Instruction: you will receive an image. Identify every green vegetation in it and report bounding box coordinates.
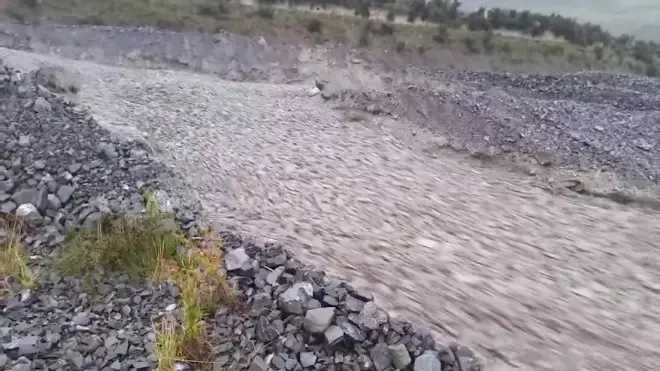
[0,215,38,295]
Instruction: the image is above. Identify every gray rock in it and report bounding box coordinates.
[67,350,85,368]
[345,295,364,312]
[0,179,14,193]
[47,194,62,209]
[98,143,119,160]
[248,356,268,371]
[225,248,250,271]
[73,312,91,326]
[1,201,17,214]
[389,344,412,369]
[357,302,388,330]
[370,342,393,371]
[12,363,31,371]
[279,281,313,314]
[33,160,46,170]
[56,185,75,204]
[455,346,481,371]
[300,352,317,367]
[413,352,441,371]
[15,203,39,219]
[266,266,285,285]
[33,97,52,112]
[303,307,335,333]
[340,321,366,342]
[324,325,344,345]
[12,188,48,211]
[256,316,279,342]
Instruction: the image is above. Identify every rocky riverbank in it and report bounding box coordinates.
[0,63,481,370]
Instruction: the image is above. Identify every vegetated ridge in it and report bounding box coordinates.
[3,0,660,76]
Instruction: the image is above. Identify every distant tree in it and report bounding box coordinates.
[482,29,495,53]
[407,0,429,22]
[433,24,449,43]
[486,7,507,29]
[466,7,490,31]
[633,40,654,64]
[427,0,449,23]
[594,45,604,60]
[463,36,480,53]
[354,0,370,19]
[448,0,461,19]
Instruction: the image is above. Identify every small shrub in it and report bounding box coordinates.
[433,24,449,44]
[358,21,371,47]
[395,41,406,53]
[20,0,39,9]
[354,1,370,19]
[196,1,229,18]
[386,10,396,22]
[358,32,370,47]
[567,51,580,63]
[0,216,37,294]
[306,18,322,33]
[542,43,565,57]
[406,13,415,23]
[417,45,427,55]
[482,30,494,53]
[499,42,512,55]
[379,22,395,35]
[255,6,274,19]
[594,45,604,60]
[463,36,480,54]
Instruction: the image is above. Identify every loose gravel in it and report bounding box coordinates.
[1,24,660,371]
[0,63,480,371]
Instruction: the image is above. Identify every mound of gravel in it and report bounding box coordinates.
[327,70,660,184]
[0,64,481,370]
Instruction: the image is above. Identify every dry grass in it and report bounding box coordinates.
[0,214,38,295]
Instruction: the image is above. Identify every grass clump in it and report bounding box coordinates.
[0,215,38,295]
[55,191,185,287]
[154,316,181,371]
[55,190,239,371]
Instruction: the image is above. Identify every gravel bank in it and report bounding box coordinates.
[328,69,660,186]
[0,64,481,370]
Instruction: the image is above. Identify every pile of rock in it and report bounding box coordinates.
[0,64,483,370]
[212,240,481,371]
